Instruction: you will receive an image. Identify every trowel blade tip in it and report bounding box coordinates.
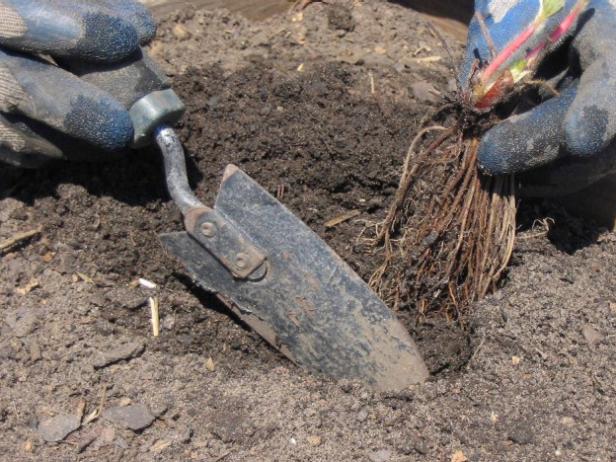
[222,164,241,182]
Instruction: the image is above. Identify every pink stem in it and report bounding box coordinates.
[481,23,537,83]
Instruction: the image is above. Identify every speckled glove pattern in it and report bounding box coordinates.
[0,0,156,168]
[462,0,616,196]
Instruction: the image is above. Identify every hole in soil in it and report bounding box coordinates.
[0,60,474,375]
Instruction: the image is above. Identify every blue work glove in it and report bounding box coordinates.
[461,0,616,196]
[0,0,156,168]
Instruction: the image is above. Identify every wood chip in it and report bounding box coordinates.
[307,435,322,446]
[15,279,39,296]
[139,278,158,290]
[22,440,33,453]
[324,210,361,228]
[0,226,42,252]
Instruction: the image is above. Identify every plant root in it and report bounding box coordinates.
[370,113,516,321]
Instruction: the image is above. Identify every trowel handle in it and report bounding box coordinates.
[65,48,186,148]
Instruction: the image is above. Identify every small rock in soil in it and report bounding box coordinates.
[91,426,116,450]
[170,425,193,444]
[506,420,535,445]
[327,5,355,33]
[103,404,155,431]
[38,414,81,442]
[75,431,97,453]
[368,449,392,462]
[411,81,440,103]
[172,24,192,41]
[92,339,145,369]
[4,308,38,338]
[582,324,603,348]
[103,288,147,310]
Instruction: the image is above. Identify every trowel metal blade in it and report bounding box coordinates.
[160,165,428,391]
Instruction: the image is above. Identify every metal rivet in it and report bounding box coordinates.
[200,222,216,238]
[235,252,249,269]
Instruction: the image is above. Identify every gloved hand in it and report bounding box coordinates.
[460,0,616,196]
[0,0,156,168]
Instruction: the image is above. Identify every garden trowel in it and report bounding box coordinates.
[74,49,429,391]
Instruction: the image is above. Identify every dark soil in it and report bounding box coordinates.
[1,1,615,461]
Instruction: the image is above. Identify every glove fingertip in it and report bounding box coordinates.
[97,109,134,153]
[65,96,134,152]
[477,131,515,176]
[133,5,158,44]
[139,18,157,45]
[78,14,141,62]
[564,104,611,158]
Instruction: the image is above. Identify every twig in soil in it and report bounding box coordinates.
[0,226,42,253]
[150,296,160,337]
[213,451,233,462]
[410,56,443,64]
[324,210,361,228]
[293,0,324,11]
[466,334,486,370]
[83,386,107,425]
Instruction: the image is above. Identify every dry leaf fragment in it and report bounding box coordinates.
[151,439,172,453]
[76,272,94,284]
[23,440,33,453]
[42,251,55,263]
[374,46,387,55]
